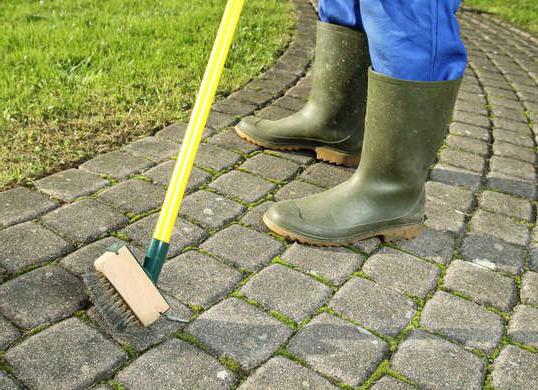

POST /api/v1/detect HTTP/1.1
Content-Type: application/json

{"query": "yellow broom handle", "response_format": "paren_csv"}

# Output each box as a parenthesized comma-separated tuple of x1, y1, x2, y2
(153, 0, 245, 243)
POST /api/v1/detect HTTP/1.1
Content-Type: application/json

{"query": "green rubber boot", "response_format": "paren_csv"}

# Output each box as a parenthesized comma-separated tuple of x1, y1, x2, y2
(235, 21, 370, 167)
(263, 69, 462, 246)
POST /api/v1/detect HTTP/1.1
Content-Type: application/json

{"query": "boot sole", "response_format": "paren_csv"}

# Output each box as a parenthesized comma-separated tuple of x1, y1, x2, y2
(235, 126, 360, 167)
(263, 214, 423, 247)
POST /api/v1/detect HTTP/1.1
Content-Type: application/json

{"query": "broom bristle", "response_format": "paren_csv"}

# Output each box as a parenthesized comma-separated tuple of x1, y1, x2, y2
(82, 272, 140, 332)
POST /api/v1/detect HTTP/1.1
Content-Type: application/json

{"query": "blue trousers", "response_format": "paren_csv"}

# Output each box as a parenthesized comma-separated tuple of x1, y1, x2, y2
(319, 0, 467, 81)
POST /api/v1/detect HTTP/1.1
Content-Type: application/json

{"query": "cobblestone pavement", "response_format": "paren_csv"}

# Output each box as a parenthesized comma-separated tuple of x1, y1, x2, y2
(1, 1, 537, 389)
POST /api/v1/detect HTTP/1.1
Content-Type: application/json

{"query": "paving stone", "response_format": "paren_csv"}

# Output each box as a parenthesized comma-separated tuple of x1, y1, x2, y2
(241, 264, 331, 322)
(300, 163, 353, 188)
(144, 160, 211, 192)
(256, 105, 295, 121)
(0, 187, 58, 229)
(238, 356, 337, 390)
(123, 136, 178, 162)
(155, 122, 212, 142)
(493, 141, 535, 163)
(490, 155, 535, 182)
(195, 144, 242, 172)
(6, 318, 126, 390)
(41, 199, 129, 244)
(34, 168, 109, 202)
(471, 209, 530, 246)
(0, 315, 19, 349)
(508, 305, 538, 348)
(200, 224, 283, 271)
(430, 157, 483, 190)
(493, 128, 534, 147)
(228, 89, 272, 107)
(444, 259, 517, 311)
(98, 180, 165, 214)
(487, 171, 537, 200)
(446, 134, 488, 156)
(453, 110, 490, 128)
(521, 272, 538, 305)
(479, 190, 533, 221)
(159, 251, 243, 308)
(461, 234, 526, 275)
(123, 213, 205, 258)
(395, 227, 455, 265)
(207, 128, 260, 154)
(0, 265, 86, 329)
(87, 293, 192, 351)
(449, 121, 490, 141)
(362, 248, 440, 298)
(187, 298, 293, 370)
(330, 277, 416, 337)
(492, 345, 538, 389)
(206, 110, 237, 130)
(269, 149, 315, 165)
(274, 95, 306, 112)
(240, 201, 274, 232)
(425, 199, 467, 234)
(60, 237, 142, 275)
(80, 151, 154, 179)
(354, 237, 382, 255)
(370, 376, 413, 389)
(241, 153, 300, 181)
(0, 373, 20, 389)
(282, 243, 363, 286)
(425, 181, 474, 212)
(438, 148, 485, 173)
(213, 99, 257, 117)
(117, 338, 236, 389)
(0, 221, 72, 273)
(420, 291, 504, 353)
(391, 329, 486, 390)
(288, 312, 388, 386)
(180, 190, 245, 229)
(274, 180, 324, 201)
(209, 170, 276, 203)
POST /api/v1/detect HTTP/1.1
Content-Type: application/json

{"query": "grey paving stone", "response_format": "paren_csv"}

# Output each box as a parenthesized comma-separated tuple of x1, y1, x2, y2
(461, 234, 526, 275)
(492, 345, 538, 389)
(471, 209, 530, 247)
(479, 190, 533, 221)
(0, 373, 20, 390)
(240, 201, 274, 232)
(155, 122, 213, 142)
(0, 315, 19, 349)
(209, 170, 276, 203)
(60, 237, 141, 275)
(269, 149, 316, 165)
(213, 99, 257, 117)
(98, 180, 165, 214)
(241, 264, 331, 322)
(330, 277, 416, 337)
(453, 110, 490, 128)
(420, 291, 504, 353)
(195, 144, 242, 172)
(370, 376, 413, 390)
(34, 168, 109, 202)
(200, 224, 283, 271)
(449, 121, 490, 141)
(87, 293, 192, 351)
(493, 141, 535, 163)
(274, 95, 306, 112)
(425, 199, 467, 234)
(0, 221, 72, 273)
(228, 89, 272, 107)
(5, 318, 126, 390)
(80, 151, 154, 180)
(300, 163, 353, 188)
(123, 213, 206, 258)
(241, 153, 300, 182)
(354, 237, 382, 255)
(0, 265, 86, 329)
(425, 181, 474, 213)
(521, 272, 538, 306)
(274, 180, 324, 201)
(490, 155, 535, 182)
(288, 312, 388, 386)
(238, 356, 337, 390)
(0, 187, 58, 229)
(446, 134, 488, 156)
(444, 260, 517, 312)
(206, 110, 238, 130)
(508, 305, 538, 348)
(395, 227, 455, 265)
(187, 298, 293, 370)
(438, 148, 485, 173)
(363, 248, 440, 298)
(123, 136, 178, 162)
(256, 105, 295, 121)
(282, 243, 363, 286)
(41, 199, 129, 244)
(207, 128, 261, 154)
(493, 128, 534, 147)
(144, 160, 212, 192)
(487, 171, 537, 200)
(180, 190, 245, 229)
(391, 329, 486, 390)
(117, 338, 236, 389)
(429, 163, 482, 190)
(159, 251, 243, 308)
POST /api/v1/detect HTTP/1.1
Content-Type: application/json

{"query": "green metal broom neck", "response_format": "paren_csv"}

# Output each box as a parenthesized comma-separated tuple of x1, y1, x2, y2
(143, 239, 170, 283)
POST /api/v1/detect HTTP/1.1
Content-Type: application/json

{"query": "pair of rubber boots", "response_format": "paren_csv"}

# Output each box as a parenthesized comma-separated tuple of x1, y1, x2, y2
(235, 22, 461, 246)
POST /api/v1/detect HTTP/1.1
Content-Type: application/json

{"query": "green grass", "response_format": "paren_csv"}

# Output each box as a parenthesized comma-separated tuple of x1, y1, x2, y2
(464, 0, 538, 34)
(0, 0, 294, 189)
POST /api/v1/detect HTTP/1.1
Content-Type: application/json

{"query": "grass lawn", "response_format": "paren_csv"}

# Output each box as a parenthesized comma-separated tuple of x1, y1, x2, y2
(464, 0, 538, 35)
(0, 0, 294, 190)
